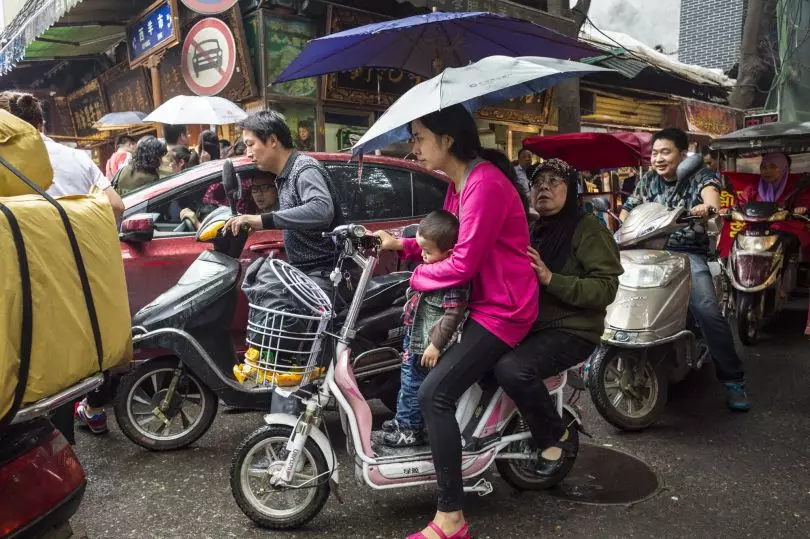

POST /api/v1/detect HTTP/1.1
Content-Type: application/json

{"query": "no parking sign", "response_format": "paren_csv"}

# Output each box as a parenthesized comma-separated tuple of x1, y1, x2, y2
(180, 0, 239, 15)
(181, 17, 236, 96)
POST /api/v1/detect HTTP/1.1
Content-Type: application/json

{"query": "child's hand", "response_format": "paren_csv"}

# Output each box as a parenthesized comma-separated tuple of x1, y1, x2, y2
(421, 344, 440, 368)
(374, 230, 403, 251)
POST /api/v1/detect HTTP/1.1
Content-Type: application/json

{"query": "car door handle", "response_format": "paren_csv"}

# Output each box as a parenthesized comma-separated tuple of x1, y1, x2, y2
(249, 241, 284, 253)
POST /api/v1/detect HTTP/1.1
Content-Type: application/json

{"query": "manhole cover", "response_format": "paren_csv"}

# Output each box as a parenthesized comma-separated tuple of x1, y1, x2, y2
(547, 444, 660, 505)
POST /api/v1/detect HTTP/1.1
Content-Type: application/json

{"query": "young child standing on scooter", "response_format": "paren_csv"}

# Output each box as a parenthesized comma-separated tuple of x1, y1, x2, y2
(381, 210, 469, 447)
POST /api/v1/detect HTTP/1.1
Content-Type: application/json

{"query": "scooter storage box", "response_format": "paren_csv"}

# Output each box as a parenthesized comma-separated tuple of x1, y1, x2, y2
(0, 192, 132, 422)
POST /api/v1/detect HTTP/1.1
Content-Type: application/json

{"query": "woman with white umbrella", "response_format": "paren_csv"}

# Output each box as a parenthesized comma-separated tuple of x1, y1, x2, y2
(375, 104, 538, 539)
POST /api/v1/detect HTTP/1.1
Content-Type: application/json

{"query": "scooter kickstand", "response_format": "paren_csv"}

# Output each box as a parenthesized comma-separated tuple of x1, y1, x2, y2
(464, 478, 494, 497)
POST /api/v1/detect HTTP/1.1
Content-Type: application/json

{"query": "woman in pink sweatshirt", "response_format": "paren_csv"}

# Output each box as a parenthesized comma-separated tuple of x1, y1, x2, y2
(376, 105, 539, 539)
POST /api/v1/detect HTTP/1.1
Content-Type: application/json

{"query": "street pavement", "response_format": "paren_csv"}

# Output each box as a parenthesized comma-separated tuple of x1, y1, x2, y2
(72, 301, 810, 538)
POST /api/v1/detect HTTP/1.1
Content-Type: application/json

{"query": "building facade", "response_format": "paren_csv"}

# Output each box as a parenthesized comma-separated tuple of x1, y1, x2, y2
(679, 0, 746, 70)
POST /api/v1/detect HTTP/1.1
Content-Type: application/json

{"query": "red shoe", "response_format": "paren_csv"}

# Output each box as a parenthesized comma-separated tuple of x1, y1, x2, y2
(407, 522, 470, 539)
(74, 399, 108, 434)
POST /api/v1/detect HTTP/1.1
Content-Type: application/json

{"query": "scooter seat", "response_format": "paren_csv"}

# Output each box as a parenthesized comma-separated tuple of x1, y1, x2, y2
(360, 272, 411, 310)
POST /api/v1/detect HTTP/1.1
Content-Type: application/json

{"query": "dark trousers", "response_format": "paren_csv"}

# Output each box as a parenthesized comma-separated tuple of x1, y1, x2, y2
(494, 330, 595, 448)
(685, 253, 745, 382)
(417, 320, 511, 512)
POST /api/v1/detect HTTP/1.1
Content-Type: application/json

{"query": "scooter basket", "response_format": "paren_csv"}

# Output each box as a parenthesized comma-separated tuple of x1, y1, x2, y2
(241, 259, 334, 390)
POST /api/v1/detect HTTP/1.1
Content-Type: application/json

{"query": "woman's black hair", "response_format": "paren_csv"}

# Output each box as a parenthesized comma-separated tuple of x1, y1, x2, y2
(171, 145, 193, 168)
(199, 129, 221, 160)
(409, 104, 528, 215)
(133, 136, 167, 174)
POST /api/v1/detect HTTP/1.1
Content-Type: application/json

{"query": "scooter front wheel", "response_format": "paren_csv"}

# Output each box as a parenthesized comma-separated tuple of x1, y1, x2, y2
(496, 411, 579, 491)
(114, 356, 218, 451)
(230, 424, 330, 530)
(736, 293, 760, 346)
(588, 346, 668, 431)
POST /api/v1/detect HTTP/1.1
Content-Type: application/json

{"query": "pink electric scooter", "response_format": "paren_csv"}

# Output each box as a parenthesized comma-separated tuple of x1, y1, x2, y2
(229, 224, 585, 530)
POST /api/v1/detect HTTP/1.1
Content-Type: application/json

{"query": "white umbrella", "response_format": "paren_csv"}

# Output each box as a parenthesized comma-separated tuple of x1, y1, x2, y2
(351, 55, 611, 155)
(143, 95, 248, 125)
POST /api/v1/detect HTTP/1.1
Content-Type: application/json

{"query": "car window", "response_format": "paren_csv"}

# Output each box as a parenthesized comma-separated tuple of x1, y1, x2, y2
(148, 178, 221, 235)
(325, 164, 412, 221)
(412, 172, 447, 216)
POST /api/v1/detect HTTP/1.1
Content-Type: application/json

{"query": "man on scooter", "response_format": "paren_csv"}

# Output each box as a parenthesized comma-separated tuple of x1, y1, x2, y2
(620, 128, 749, 412)
(224, 111, 347, 300)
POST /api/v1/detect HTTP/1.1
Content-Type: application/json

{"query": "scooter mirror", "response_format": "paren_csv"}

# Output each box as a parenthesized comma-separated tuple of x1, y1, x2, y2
(676, 153, 704, 182)
(222, 160, 241, 212)
(590, 197, 610, 213)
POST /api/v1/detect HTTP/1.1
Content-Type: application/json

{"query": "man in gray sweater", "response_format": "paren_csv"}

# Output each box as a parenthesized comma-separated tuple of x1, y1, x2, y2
(225, 110, 345, 297)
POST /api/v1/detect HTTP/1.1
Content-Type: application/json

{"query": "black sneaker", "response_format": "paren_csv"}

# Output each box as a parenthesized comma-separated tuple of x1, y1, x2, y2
(381, 425, 425, 447)
(381, 418, 400, 433)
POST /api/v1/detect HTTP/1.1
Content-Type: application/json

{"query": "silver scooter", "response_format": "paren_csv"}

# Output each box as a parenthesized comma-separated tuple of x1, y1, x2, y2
(587, 155, 724, 431)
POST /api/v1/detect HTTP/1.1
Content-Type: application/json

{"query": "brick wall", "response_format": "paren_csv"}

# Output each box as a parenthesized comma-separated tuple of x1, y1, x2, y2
(679, 0, 747, 70)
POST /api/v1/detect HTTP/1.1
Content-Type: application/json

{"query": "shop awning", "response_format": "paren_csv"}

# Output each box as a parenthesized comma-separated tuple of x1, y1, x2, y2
(0, 0, 153, 75)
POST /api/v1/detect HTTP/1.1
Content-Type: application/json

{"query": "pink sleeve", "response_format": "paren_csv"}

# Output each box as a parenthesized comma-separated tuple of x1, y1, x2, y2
(410, 170, 508, 291)
(398, 185, 455, 262)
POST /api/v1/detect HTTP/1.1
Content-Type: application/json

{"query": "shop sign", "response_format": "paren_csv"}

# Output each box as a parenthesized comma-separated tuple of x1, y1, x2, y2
(477, 92, 553, 125)
(322, 6, 423, 107)
(744, 112, 779, 128)
(100, 63, 153, 114)
(127, 0, 180, 68)
(182, 17, 236, 96)
(264, 15, 318, 99)
(181, 0, 238, 14)
(683, 98, 742, 138)
(68, 80, 109, 138)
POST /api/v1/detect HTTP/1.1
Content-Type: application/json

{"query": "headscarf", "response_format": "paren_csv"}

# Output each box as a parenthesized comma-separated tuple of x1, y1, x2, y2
(529, 158, 587, 273)
(758, 152, 790, 202)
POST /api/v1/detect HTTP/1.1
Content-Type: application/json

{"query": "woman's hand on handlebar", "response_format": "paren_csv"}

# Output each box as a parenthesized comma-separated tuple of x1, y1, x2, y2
(225, 214, 263, 236)
(796, 206, 807, 216)
(374, 229, 403, 251)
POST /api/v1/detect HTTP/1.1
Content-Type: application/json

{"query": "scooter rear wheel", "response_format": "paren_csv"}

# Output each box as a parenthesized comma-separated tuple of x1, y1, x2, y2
(588, 346, 668, 431)
(231, 424, 330, 530)
(114, 357, 218, 451)
(496, 411, 579, 491)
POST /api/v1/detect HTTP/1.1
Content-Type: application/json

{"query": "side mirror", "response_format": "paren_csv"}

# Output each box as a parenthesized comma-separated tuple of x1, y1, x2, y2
(119, 213, 157, 243)
(676, 153, 704, 182)
(401, 224, 419, 238)
(222, 159, 241, 211)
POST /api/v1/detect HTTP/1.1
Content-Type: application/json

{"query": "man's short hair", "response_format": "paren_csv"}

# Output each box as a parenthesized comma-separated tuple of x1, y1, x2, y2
(116, 134, 137, 148)
(418, 210, 460, 252)
(164, 124, 188, 145)
(238, 110, 293, 149)
(701, 144, 713, 156)
(518, 148, 532, 158)
(652, 128, 689, 153)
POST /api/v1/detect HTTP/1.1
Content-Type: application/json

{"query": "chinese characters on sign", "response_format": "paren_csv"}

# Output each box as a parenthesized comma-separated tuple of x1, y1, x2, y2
(683, 98, 742, 138)
(127, 0, 179, 67)
(744, 112, 779, 128)
(68, 80, 108, 138)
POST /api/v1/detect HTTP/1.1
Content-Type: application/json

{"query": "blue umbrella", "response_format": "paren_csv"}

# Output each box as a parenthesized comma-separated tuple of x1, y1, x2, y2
(352, 56, 611, 156)
(274, 11, 598, 83)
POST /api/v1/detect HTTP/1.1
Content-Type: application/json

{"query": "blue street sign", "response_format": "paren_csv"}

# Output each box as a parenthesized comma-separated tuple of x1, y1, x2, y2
(127, 1, 178, 66)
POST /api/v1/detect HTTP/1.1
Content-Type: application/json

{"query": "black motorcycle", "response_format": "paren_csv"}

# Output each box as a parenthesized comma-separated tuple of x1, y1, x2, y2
(114, 161, 410, 450)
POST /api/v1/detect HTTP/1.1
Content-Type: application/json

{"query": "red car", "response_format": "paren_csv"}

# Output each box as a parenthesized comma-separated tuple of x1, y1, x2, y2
(120, 153, 448, 336)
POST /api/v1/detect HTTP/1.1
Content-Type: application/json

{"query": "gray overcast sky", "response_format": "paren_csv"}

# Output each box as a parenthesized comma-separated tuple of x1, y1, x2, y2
(580, 0, 682, 54)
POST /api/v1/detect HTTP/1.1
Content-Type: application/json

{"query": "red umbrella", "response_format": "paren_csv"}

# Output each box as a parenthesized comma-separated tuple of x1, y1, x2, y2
(521, 131, 653, 170)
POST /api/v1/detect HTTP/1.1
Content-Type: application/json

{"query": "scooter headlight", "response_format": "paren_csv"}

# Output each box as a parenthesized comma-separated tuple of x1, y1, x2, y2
(619, 256, 686, 289)
(736, 233, 778, 252)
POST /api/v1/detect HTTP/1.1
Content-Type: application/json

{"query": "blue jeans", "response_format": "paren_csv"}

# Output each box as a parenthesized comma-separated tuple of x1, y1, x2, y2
(395, 334, 429, 429)
(685, 253, 745, 382)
